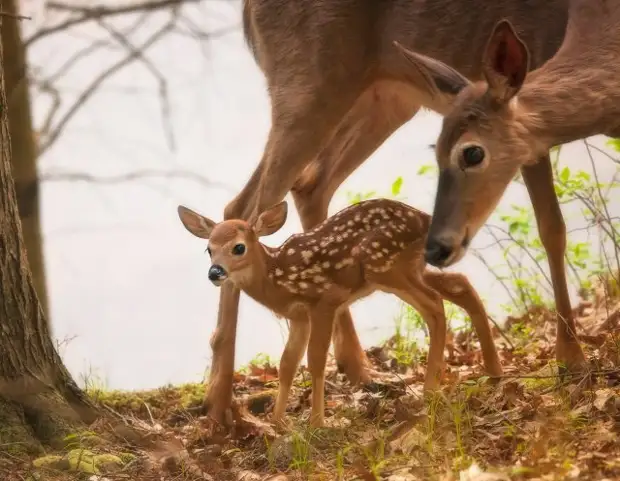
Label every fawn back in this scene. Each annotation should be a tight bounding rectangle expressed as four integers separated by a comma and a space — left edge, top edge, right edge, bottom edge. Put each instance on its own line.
178, 199, 433, 313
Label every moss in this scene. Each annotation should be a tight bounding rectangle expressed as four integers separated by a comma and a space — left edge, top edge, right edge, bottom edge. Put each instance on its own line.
92, 453, 125, 473
66, 449, 98, 473
118, 451, 138, 463
32, 454, 66, 469
62, 430, 107, 451
33, 449, 128, 475
88, 382, 206, 419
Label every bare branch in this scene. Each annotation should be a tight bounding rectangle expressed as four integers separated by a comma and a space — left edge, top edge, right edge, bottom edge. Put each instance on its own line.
40, 169, 233, 192
38, 13, 179, 157
25, 0, 202, 48
0, 10, 31, 20
36, 79, 61, 139
97, 19, 176, 151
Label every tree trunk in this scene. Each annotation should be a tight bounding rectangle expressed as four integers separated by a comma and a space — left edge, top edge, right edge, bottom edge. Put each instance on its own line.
0, 15, 96, 453
2, 0, 50, 324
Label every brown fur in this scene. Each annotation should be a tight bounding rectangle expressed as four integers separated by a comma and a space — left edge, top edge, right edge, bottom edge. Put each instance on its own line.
178, 199, 503, 428
397, 1, 620, 374
204, 0, 577, 424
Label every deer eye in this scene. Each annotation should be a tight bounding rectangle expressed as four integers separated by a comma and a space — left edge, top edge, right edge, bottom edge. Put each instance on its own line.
232, 243, 246, 256
206, 247, 212, 257
461, 146, 485, 167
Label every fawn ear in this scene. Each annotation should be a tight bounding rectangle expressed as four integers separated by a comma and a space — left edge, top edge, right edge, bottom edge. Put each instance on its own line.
394, 41, 470, 99
177, 205, 216, 239
253, 201, 288, 237
482, 19, 529, 104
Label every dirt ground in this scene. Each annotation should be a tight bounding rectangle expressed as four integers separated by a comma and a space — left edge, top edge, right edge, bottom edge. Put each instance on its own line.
2, 282, 620, 481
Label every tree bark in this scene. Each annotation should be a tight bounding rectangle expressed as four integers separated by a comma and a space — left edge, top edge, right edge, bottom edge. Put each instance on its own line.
0, 15, 96, 453
2, 0, 50, 324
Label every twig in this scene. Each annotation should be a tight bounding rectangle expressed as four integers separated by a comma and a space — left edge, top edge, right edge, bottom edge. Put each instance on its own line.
39, 169, 233, 192
98, 19, 176, 151
486, 315, 515, 350
25, 0, 202, 47
0, 10, 30, 20
38, 13, 178, 156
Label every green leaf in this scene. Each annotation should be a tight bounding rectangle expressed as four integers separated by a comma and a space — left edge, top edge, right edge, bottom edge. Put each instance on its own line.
417, 164, 435, 176
560, 166, 570, 184
391, 176, 404, 196
606, 137, 620, 152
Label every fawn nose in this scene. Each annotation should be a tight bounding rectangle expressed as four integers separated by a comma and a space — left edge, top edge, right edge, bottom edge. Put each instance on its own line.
424, 238, 455, 267
208, 264, 227, 284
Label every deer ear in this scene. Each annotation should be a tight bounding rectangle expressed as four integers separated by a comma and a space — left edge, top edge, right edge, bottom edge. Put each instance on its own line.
394, 41, 470, 99
177, 205, 216, 239
253, 201, 288, 237
482, 20, 530, 103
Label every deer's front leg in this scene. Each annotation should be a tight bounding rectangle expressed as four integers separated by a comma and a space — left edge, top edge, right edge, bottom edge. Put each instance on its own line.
521, 155, 586, 373
307, 305, 337, 428
423, 270, 503, 378
273, 317, 311, 430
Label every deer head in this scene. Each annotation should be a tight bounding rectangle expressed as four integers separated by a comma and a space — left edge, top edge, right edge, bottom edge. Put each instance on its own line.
396, 20, 537, 267
177, 202, 288, 287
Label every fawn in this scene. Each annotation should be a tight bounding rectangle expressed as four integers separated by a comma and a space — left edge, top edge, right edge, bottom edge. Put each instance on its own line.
177, 198, 503, 428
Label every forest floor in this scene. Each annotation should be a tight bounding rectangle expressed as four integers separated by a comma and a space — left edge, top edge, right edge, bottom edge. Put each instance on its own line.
3, 282, 620, 481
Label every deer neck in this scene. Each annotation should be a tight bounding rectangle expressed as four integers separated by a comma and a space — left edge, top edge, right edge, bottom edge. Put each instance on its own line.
519, 7, 620, 147
234, 244, 287, 312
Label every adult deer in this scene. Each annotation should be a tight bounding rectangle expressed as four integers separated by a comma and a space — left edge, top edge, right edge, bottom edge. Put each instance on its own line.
178, 198, 503, 428
395, 0, 617, 376
204, 0, 571, 423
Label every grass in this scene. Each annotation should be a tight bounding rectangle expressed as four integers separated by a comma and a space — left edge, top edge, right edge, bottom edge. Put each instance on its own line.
2, 279, 620, 480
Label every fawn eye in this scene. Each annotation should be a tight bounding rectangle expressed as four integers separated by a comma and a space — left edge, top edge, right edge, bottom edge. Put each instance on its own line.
205, 247, 212, 257
461, 146, 485, 168
232, 243, 246, 256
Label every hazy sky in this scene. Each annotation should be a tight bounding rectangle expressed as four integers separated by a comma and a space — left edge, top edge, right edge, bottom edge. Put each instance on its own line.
19, 1, 620, 390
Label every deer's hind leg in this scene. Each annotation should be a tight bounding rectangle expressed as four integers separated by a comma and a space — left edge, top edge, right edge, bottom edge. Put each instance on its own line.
291, 82, 421, 385
423, 270, 503, 378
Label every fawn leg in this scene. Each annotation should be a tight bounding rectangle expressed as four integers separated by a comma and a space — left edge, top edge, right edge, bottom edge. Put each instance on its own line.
391, 276, 447, 392
273, 317, 311, 428
209, 79, 364, 422
521, 156, 586, 373
291, 85, 421, 385
307, 306, 337, 428
422, 270, 503, 378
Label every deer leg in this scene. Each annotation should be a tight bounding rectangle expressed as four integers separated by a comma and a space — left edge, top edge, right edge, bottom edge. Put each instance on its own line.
245, 83, 367, 223
202, 283, 240, 424
273, 317, 311, 429
369, 267, 447, 392
291, 86, 421, 385
307, 305, 337, 428
422, 270, 503, 378
204, 81, 365, 421
521, 155, 587, 373
395, 282, 447, 392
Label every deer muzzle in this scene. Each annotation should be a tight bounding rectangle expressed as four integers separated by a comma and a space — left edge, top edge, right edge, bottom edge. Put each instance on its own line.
425, 168, 469, 267
208, 264, 228, 286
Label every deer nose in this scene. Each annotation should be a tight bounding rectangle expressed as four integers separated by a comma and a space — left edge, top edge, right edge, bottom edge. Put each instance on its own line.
424, 238, 454, 267
208, 264, 227, 283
